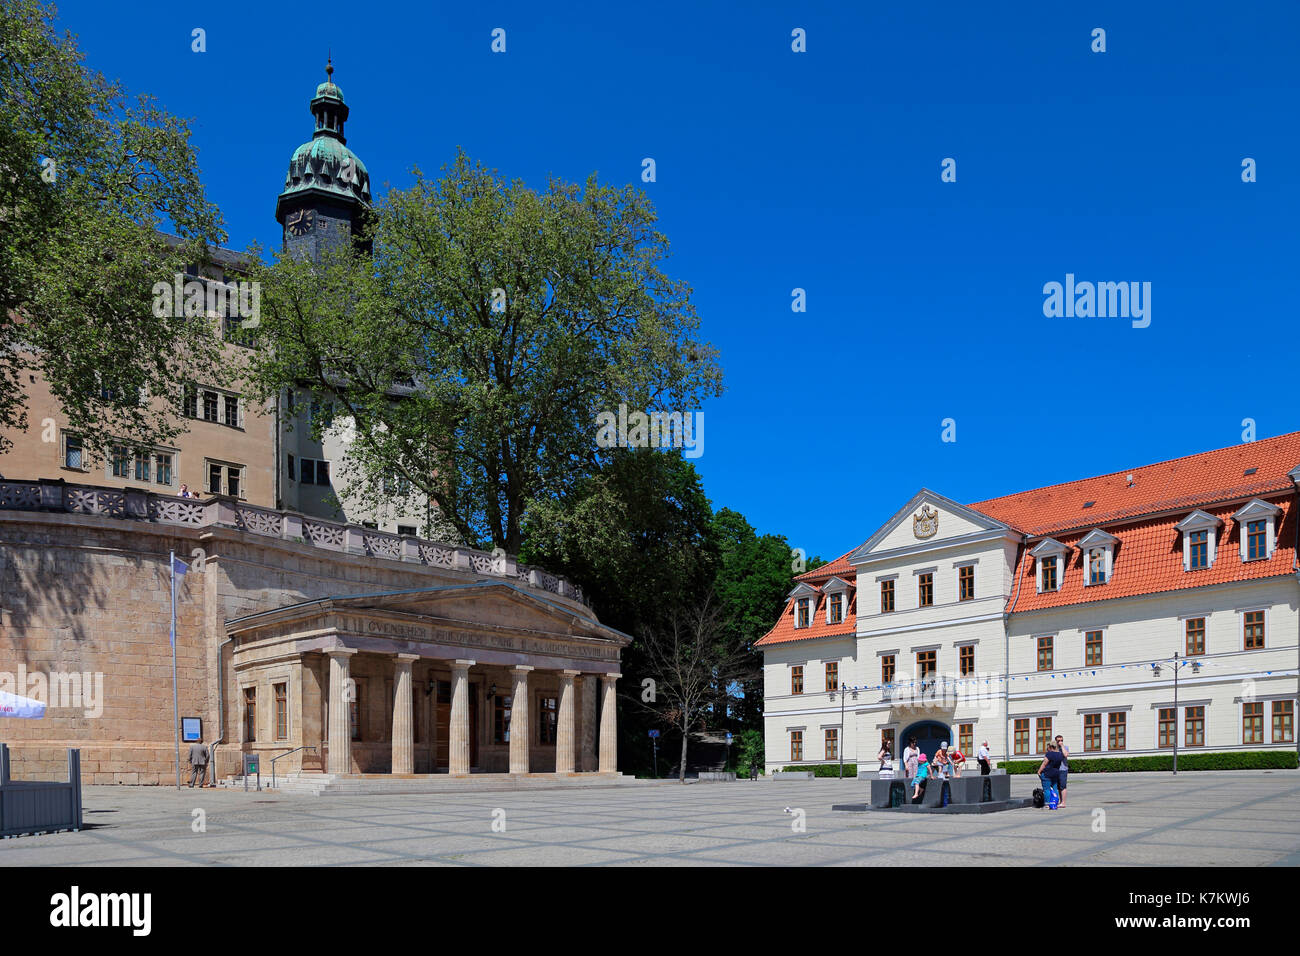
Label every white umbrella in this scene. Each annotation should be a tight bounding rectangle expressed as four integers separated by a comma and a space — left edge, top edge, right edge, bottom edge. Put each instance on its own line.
0, 690, 46, 719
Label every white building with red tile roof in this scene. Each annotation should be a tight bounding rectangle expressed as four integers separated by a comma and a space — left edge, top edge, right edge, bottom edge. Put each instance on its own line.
757, 433, 1300, 771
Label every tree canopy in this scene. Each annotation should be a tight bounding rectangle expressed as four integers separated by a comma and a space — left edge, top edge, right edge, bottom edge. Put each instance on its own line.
0, 0, 226, 457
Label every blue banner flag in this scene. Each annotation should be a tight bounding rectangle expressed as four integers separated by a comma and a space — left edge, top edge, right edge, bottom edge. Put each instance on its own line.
172, 555, 189, 576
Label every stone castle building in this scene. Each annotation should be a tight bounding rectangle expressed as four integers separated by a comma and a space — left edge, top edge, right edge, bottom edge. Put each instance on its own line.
0, 67, 628, 786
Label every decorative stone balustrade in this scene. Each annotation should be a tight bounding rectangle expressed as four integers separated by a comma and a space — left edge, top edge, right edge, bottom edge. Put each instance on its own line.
0, 478, 587, 606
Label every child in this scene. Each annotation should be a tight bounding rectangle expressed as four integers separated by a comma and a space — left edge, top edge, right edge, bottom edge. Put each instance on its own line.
911, 752, 930, 802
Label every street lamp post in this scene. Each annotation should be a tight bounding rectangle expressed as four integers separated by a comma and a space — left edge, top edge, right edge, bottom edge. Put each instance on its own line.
830, 684, 858, 780
1152, 650, 1201, 776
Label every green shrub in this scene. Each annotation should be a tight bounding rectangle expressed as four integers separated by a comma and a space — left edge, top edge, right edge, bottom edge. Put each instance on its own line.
1002, 751, 1297, 774
777, 763, 857, 777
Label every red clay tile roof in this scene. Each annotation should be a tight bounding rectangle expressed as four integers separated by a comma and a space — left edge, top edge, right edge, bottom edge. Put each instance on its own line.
969, 431, 1300, 536
756, 554, 859, 647
1009, 496, 1296, 612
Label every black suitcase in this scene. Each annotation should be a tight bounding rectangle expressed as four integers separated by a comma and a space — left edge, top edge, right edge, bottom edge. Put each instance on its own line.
1032, 787, 1045, 808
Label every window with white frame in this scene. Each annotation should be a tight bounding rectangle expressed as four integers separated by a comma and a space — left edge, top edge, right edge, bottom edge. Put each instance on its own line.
1232, 499, 1281, 562
1077, 529, 1118, 586
796, 597, 811, 628
1031, 538, 1068, 592
1175, 510, 1222, 571
821, 577, 852, 626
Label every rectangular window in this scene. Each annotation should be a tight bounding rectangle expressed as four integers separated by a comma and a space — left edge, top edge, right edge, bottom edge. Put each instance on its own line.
494, 695, 512, 744
226, 465, 241, 499
1273, 700, 1294, 743
1035, 717, 1053, 754
155, 453, 173, 486
244, 687, 257, 742
538, 696, 557, 744
1243, 701, 1263, 745
1085, 630, 1103, 666
791, 665, 804, 695
202, 390, 219, 423
790, 730, 803, 762
796, 598, 810, 628
1041, 556, 1057, 592
314, 460, 330, 486
274, 682, 287, 741
916, 650, 936, 679
1013, 718, 1029, 755
958, 723, 973, 757
918, 572, 934, 607
828, 593, 843, 625
64, 435, 84, 470
881, 579, 895, 613
112, 444, 131, 478
959, 644, 974, 676
1108, 712, 1126, 751
1186, 617, 1206, 656
1036, 635, 1053, 672
1083, 713, 1102, 752
825, 728, 838, 760
881, 655, 895, 685
1088, 548, 1106, 585
182, 383, 197, 419
1184, 706, 1205, 747
224, 394, 239, 428
133, 450, 150, 482
207, 462, 223, 495
1158, 708, 1176, 748
1188, 530, 1208, 569
958, 565, 975, 601
1244, 610, 1265, 649
397, 525, 417, 536
1246, 520, 1266, 560
349, 686, 361, 742
286, 454, 295, 482
825, 662, 838, 693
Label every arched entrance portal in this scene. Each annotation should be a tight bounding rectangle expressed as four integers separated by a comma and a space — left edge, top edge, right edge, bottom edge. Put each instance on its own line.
899, 720, 952, 764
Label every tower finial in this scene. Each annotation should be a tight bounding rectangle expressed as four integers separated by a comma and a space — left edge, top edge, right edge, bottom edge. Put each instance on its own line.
326, 51, 333, 81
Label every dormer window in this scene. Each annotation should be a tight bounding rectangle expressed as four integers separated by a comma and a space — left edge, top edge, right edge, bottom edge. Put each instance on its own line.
820, 576, 853, 626
1232, 499, 1282, 562
1031, 538, 1069, 593
796, 598, 811, 628
786, 582, 821, 630
1175, 510, 1223, 572
1077, 529, 1119, 586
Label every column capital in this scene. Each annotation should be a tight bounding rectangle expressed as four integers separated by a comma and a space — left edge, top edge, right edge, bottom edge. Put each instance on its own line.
560, 669, 582, 678
601, 672, 622, 683
509, 665, 535, 675
327, 647, 358, 659
395, 653, 420, 663
451, 658, 476, 671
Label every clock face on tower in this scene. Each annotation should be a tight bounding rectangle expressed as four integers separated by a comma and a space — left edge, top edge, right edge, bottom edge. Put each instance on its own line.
286, 209, 314, 237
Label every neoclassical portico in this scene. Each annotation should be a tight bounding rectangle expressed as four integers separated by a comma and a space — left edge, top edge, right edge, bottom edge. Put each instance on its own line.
226, 581, 630, 779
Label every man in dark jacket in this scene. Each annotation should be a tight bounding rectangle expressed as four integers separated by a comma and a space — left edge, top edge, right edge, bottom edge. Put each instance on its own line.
188, 739, 209, 788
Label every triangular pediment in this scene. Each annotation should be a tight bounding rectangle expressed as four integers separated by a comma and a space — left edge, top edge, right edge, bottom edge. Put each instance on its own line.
851, 489, 1013, 562
787, 582, 822, 600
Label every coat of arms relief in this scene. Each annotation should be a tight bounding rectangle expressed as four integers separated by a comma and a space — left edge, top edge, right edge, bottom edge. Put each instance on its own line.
913, 504, 939, 539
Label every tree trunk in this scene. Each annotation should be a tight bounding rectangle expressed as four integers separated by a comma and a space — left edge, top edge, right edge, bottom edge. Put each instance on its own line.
678, 720, 689, 782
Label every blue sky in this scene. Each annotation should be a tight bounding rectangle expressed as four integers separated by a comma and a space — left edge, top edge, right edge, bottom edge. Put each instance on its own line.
53, 0, 1300, 559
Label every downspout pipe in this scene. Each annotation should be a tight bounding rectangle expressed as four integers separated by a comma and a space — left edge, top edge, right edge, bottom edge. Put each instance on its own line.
1004, 536, 1027, 768
1292, 477, 1299, 767
208, 635, 234, 786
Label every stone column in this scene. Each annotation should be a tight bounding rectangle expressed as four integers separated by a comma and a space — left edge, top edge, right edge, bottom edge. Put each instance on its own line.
449, 659, 476, 775
326, 649, 357, 775
508, 666, 533, 774
598, 672, 621, 774
556, 670, 581, 774
580, 675, 598, 772
391, 654, 418, 775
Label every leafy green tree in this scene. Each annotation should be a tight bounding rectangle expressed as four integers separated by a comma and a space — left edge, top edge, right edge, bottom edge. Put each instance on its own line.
734, 728, 765, 776
710, 508, 797, 728
0, 0, 225, 457
246, 150, 722, 551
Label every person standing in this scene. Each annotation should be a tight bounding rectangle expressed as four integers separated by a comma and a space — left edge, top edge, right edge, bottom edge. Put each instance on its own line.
188, 738, 209, 788
903, 737, 920, 779
977, 740, 992, 775
1054, 734, 1070, 807
876, 738, 893, 777
1036, 743, 1064, 809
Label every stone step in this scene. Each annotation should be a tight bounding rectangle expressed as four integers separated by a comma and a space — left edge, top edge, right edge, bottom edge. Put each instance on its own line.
253, 772, 651, 796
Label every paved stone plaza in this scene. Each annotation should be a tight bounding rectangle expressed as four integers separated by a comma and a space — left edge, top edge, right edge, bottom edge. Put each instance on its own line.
2, 770, 1297, 866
